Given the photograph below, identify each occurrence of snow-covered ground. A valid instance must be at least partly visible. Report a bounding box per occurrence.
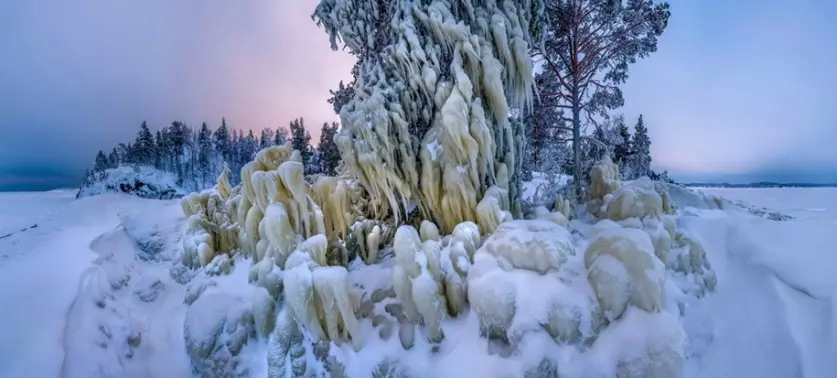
[0,187,834,377]
[696,187,837,223]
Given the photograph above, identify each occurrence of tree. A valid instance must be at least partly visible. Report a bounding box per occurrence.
[107,148,119,168]
[259,128,275,150]
[94,150,109,172]
[613,117,633,168]
[534,0,670,199]
[318,122,341,176]
[214,118,231,163]
[274,126,289,146]
[197,122,213,185]
[314,0,543,230]
[630,114,652,178]
[289,118,312,170]
[134,121,155,166]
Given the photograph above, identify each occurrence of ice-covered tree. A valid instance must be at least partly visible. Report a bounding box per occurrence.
[94,150,109,172]
[313,0,544,232]
[534,0,670,199]
[107,148,119,169]
[289,118,312,171]
[630,114,652,178]
[134,121,156,166]
[317,122,341,176]
[613,117,633,173]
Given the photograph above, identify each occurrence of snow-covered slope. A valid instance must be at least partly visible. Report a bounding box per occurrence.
[0,186,835,377]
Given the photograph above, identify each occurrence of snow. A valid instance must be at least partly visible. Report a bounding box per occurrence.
[76,165,185,200]
[522,171,571,202]
[0,185,835,377]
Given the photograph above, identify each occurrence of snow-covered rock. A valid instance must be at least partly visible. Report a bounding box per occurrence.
[77,166,185,200]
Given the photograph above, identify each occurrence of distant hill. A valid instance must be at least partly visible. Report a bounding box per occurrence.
[683,182,837,188]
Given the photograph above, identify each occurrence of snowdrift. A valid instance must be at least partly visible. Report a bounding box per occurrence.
[76,166,185,200]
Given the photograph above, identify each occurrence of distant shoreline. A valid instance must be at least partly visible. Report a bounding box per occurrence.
[683,182,837,188]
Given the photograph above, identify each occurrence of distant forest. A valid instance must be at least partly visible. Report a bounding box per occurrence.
[81,118,342,192]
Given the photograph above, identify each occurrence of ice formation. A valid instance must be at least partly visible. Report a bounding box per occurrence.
[312,0,543,234]
[283,248,364,351]
[586,157,717,300]
[468,219,601,346]
[180,167,240,268]
[392,222,478,342]
[584,223,666,320]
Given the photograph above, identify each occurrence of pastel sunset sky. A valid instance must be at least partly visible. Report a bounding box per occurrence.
[1,0,835,190]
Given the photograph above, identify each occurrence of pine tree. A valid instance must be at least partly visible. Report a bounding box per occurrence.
[94,150,109,172]
[274,126,289,146]
[259,128,275,150]
[214,118,231,164]
[197,122,213,185]
[107,148,119,168]
[317,122,341,175]
[244,130,258,163]
[631,115,652,178]
[133,121,155,166]
[535,0,670,199]
[289,118,312,171]
[613,119,633,167]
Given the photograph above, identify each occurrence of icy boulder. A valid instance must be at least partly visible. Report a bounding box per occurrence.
[183,288,275,378]
[468,220,603,346]
[76,166,185,200]
[584,223,667,320]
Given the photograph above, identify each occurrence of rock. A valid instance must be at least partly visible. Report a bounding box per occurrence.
[371,287,395,303]
[205,254,234,276]
[399,323,415,350]
[524,358,559,378]
[184,279,217,306]
[372,314,387,327]
[170,262,198,285]
[385,303,406,323]
[378,320,395,340]
[357,300,375,318]
[183,292,258,378]
[134,278,166,303]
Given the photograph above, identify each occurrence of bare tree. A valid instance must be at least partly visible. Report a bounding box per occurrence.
[534,0,670,200]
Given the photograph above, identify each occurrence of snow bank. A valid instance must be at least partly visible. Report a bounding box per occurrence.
[76,166,185,200]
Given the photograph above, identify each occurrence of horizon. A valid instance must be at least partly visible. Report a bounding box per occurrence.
[2,0,836,191]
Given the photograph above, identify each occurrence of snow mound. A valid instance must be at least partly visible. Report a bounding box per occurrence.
[77,166,185,200]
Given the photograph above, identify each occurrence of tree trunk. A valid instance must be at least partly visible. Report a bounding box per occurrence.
[572,87,582,203]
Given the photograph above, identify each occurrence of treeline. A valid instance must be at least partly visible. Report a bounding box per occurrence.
[524,113,669,183]
[83,118,342,192]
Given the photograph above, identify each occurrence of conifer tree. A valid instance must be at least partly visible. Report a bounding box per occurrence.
[94,151,109,172]
[259,128,275,150]
[197,122,213,185]
[631,115,652,178]
[134,121,155,166]
[289,118,312,170]
[317,122,341,175]
[274,126,289,146]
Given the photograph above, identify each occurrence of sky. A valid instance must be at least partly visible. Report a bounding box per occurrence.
[0,0,835,191]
